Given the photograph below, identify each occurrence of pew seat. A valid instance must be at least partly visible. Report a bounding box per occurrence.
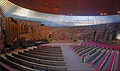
[12,53,65,66]
[88,50,106,66]
[0,62,14,71]
[95,51,111,71]
[18,52,64,61]
[29,49,62,54]
[0,56,39,71]
[5,54,67,71]
[24,50,63,57]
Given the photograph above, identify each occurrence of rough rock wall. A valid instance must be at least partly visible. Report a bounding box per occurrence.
[0,9,4,53]
[20,20,50,41]
[49,27,94,41]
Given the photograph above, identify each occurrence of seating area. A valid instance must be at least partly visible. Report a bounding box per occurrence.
[0,46,67,71]
[72,41,120,71]
[0,62,15,71]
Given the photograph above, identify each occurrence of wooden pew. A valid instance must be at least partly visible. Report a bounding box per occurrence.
[72,46,81,50]
[112,44,120,50]
[34,47,62,50]
[85,48,99,55]
[5,54,67,71]
[78,47,93,56]
[117,52,120,71]
[0,56,39,71]
[106,51,116,71]
[29,49,62,54]
[35,48,61,50]
[0,62,14,71]
[95,51,111,71]
[33,48,62,52]
[99,43,105,49]
[73,46,84,52]
[96,43,100,48]
[12,53,65,66]
[80,42,84,46]
[93,43,96,47]
[79,48,98,58]
[75,47,89,54]
[109,44,118,50]
[101,51,114,70]
[86,43,89,47]
[90,43,93,47]
[39,46,61,48]
[80,48,98,61]
[107,45,112,50]
[112,51,119,71]
[27,50,62,55]
[18,52,64,61]
[84,49,101,63]
[88,50,106,66]
[24,50,63,57]
[82,43,86,46]
[35,47,61,50]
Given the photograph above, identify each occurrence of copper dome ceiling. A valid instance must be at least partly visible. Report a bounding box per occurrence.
[9,0,120,16]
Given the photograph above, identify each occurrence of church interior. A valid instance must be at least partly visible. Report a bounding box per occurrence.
[0,0,120,71]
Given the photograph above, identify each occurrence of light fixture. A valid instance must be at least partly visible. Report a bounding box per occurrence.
[116,34,120,40]
[100,13,107,16]
[118,11,120,14]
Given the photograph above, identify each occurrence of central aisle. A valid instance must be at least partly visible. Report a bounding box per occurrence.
[45,43,94,71]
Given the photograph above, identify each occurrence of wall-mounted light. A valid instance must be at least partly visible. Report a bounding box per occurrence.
[118,11,120,14]
[100,13,104,16]
[116,34,120,40]
[100,13,107,16]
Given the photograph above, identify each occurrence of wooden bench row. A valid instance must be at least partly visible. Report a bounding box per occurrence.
[82,41,120,51]
[76,47,95,55]
[94,50,120,71]
[74,42,120,71]
[0,56,39,71]
[24,50,63,57]
[72,45,83,50]
[75,47,88,54]
[78,47,93,56]
[5,54,67,71]
[0,62,14,71]
[84,49,102,63]
[34,47,61,50]
[33,48,62,52]
[106,51,116,71]
[112,51,119,71]
[80,48,99,59]
[72,46,81,50]
[39,46,61,48]
[29,49,62,54]
[12,53,65,66]
[95,51,111,71]
[88,50,106,66]
[118,52,120,70]
[18,52,64,61]
[86,43,89,47]
[73,46,85,52]
[86,48,99,55]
